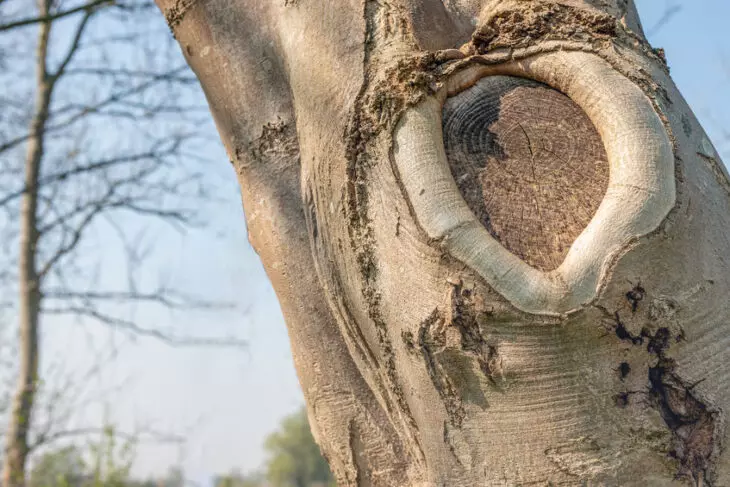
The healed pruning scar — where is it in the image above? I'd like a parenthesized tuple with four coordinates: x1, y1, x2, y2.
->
(393, 51, 675, 316)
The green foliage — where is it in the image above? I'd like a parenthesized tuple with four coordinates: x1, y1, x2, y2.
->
(263, 408, 334, 487)
(215, 407, 334, 487)
(28, 426, 143, 487)
(88, 426, 135, 487)
(28, 446, 86, 487)
(213, 470, 264, 487)
(27, 409, 334, 487)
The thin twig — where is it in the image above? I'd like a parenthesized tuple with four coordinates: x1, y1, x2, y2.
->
(0, 0, 112, 32)
(42, 306, 247, 348)
(647, 2, 682, 37)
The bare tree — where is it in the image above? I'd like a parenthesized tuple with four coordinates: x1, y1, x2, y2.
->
(152, 0, 730, 485)
(0, 0, 243, 484)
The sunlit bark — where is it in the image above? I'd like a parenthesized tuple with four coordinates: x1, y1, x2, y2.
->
(156, 0, 730, 484)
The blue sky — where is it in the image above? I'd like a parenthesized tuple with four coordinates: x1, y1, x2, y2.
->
(635, 0, 730, 156)
(18, 0, 730, 484)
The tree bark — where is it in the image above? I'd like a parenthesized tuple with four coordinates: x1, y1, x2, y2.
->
(2, 2, 52, 485)
(155, 0, 730, 484)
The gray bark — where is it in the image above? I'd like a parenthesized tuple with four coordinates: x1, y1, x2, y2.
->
(155, 0, 730, 484)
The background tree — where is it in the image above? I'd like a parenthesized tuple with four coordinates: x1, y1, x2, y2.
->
(152, 0, 730, 485)
(214, 409, 333, 487)
(27, 426, 186, 487)
(28, 426, 133, 487)
(213, 471, 264, 487)
(28, 445, 86, 487)
(263, 408, 333, 487)
(0, 0, 243, 484)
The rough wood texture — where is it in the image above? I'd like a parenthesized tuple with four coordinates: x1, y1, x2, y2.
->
(443, 76, 609, 270)
(156, 0, 730, 484)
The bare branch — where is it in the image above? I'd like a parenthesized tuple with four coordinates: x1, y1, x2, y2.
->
(29, 426, 184, 453)
(42, 306, 247, 348)
(647, 1, 682, 37)
(42, 289, 231, 311)
(1, 0, 242, 480)
(0, 145, 182, 209)
(0, 0, 112, 32)
(49, 10, 97, 82)
(64, 67, 197, 83)
(36, 190, 114, 279)
(115, 202, 193, 230)
(0, 67, 189, 156)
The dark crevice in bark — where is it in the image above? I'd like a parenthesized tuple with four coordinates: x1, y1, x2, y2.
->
(418, 312, 466, 428)
(446, 282, 503, 387)
(611, 287, 719, 486)
(416, 283, 503, 428)
(649, 361, 718, 486)
(626, 282, 646, 313)
(614, 390, 644, 409)
(442, 421, 464, 466)
(618, 361, 631, 380)
(613, 311, 643, 345)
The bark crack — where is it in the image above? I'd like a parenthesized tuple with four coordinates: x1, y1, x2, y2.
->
(610, 285, 720, 485)
(415, 282, 504, 428)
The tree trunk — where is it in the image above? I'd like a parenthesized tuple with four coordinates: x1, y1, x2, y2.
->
(2, 3, 51, 485)
(155, 0, 730, 484)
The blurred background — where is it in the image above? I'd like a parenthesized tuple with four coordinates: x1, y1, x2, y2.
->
(0, 0, 727, 486)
